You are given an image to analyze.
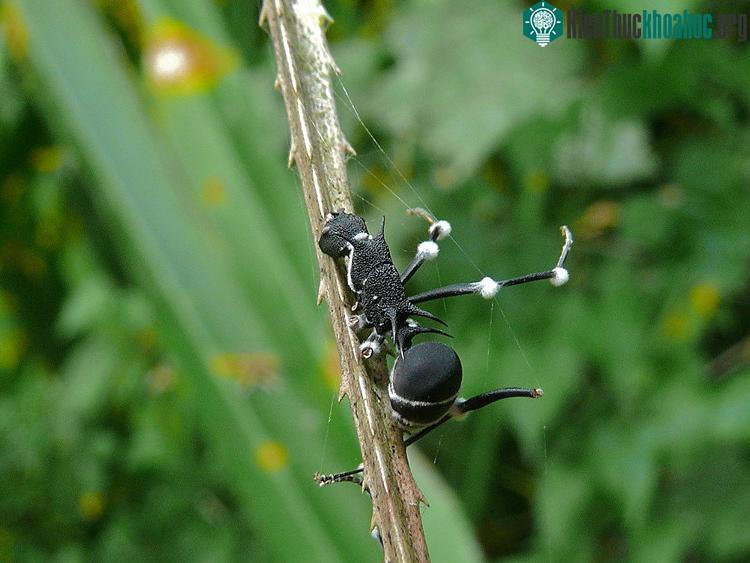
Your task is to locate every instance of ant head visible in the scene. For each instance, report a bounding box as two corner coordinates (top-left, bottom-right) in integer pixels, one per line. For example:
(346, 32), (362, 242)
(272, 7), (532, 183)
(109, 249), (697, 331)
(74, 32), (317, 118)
(318, 209), (369, 258)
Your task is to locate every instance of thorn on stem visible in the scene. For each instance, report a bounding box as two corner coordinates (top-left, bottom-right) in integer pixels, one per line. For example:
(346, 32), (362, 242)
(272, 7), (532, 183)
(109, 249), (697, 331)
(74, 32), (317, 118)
(317, 279), (326, 305)
(258, 3), (269, 29)
(288, 140), (296, 168)
(342, 138), (357, 158)
(319, 6), (334, 28)
(329, 58), (342, 76)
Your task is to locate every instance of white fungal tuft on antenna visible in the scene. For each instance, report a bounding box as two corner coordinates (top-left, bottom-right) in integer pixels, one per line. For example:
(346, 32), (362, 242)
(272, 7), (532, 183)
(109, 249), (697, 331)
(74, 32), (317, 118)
(550, 267), (569, 287)
(477, 277), (500, 299)
(429, 220), (452, 240)
(418, 241), (439, 260)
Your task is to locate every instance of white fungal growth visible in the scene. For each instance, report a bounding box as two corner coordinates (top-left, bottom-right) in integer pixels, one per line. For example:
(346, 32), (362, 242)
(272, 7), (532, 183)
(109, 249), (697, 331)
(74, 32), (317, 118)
(477, 277), (500, 299)
(360, 339), (381, 357)
(417, 241), (439, 260)
(429, 220), (452, 241)
(550, 267), (569, 287)
(345, 243), (356, 292)
(353, 232), (369, 241)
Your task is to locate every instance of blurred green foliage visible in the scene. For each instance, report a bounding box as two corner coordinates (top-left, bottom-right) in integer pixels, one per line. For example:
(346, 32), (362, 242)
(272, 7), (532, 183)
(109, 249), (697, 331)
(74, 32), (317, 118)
(1, 0), (749, 561)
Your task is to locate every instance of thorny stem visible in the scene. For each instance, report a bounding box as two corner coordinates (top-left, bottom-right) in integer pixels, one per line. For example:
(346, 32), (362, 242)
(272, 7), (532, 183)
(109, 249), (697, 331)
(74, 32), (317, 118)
(260, 1), (430, 561)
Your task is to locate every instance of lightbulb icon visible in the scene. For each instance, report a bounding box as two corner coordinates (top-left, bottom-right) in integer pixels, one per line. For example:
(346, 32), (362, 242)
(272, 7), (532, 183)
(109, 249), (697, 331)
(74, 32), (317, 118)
(526, 3), (558, 47)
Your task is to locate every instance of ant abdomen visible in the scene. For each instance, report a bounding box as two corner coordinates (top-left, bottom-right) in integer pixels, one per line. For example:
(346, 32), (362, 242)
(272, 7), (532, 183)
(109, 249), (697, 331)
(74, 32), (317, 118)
(388, 342), (462, 429)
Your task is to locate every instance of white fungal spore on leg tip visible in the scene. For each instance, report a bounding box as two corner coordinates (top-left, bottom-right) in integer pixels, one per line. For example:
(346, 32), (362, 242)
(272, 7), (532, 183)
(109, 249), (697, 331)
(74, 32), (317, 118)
(477, 277), (500, 299)
(550, 267), (569, 287)
(417, 241), (439, 260)
(429, 220), (452, 241)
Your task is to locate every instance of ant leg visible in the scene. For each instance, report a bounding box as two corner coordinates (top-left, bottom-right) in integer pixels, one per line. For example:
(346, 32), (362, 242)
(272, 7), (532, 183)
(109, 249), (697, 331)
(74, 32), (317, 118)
(409, 226), (573, 304)
(400, 209), (452, 284)
(359, 330), (385, 359)
(404, 387), (543, 447)
(347, 312), (372, 332)
(314, 465), (364, 487)
(314, 387), (542, 486)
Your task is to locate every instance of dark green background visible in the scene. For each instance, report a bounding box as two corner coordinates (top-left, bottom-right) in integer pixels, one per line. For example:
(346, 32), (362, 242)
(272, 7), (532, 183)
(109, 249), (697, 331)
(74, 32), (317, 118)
(1, 0), (749, 561)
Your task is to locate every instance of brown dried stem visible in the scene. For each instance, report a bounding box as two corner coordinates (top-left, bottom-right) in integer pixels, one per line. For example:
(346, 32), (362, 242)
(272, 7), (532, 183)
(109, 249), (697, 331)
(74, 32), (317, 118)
(260, 1), (429, 560)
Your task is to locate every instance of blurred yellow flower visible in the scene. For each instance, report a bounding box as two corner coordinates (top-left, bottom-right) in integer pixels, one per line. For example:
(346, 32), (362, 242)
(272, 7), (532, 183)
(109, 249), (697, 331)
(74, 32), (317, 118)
(523, 168), (549, 193)
(200, 177), (227, 207)
(147, 364), (176, 394)
(78, 491), (105, 521)
(575, 200), (620, 240)
(30, 146), (64, 173)
(0, 330), (26, 370)
(255, 442), (289, 473)
(690, 283), (720, 319)
(320, 340), (341, 392)
(0, 3), (28, 60)
(144, 20), (237, 95)
(211, 352), (280, 388)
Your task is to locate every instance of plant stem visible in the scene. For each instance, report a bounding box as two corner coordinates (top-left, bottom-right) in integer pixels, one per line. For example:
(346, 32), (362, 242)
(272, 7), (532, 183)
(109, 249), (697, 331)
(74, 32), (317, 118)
(260, 1), (430, 560)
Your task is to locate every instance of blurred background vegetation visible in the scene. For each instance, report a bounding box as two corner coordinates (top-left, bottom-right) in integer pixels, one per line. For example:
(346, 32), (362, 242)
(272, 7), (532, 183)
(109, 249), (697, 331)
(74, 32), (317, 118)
(1, 0), (749, 561)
